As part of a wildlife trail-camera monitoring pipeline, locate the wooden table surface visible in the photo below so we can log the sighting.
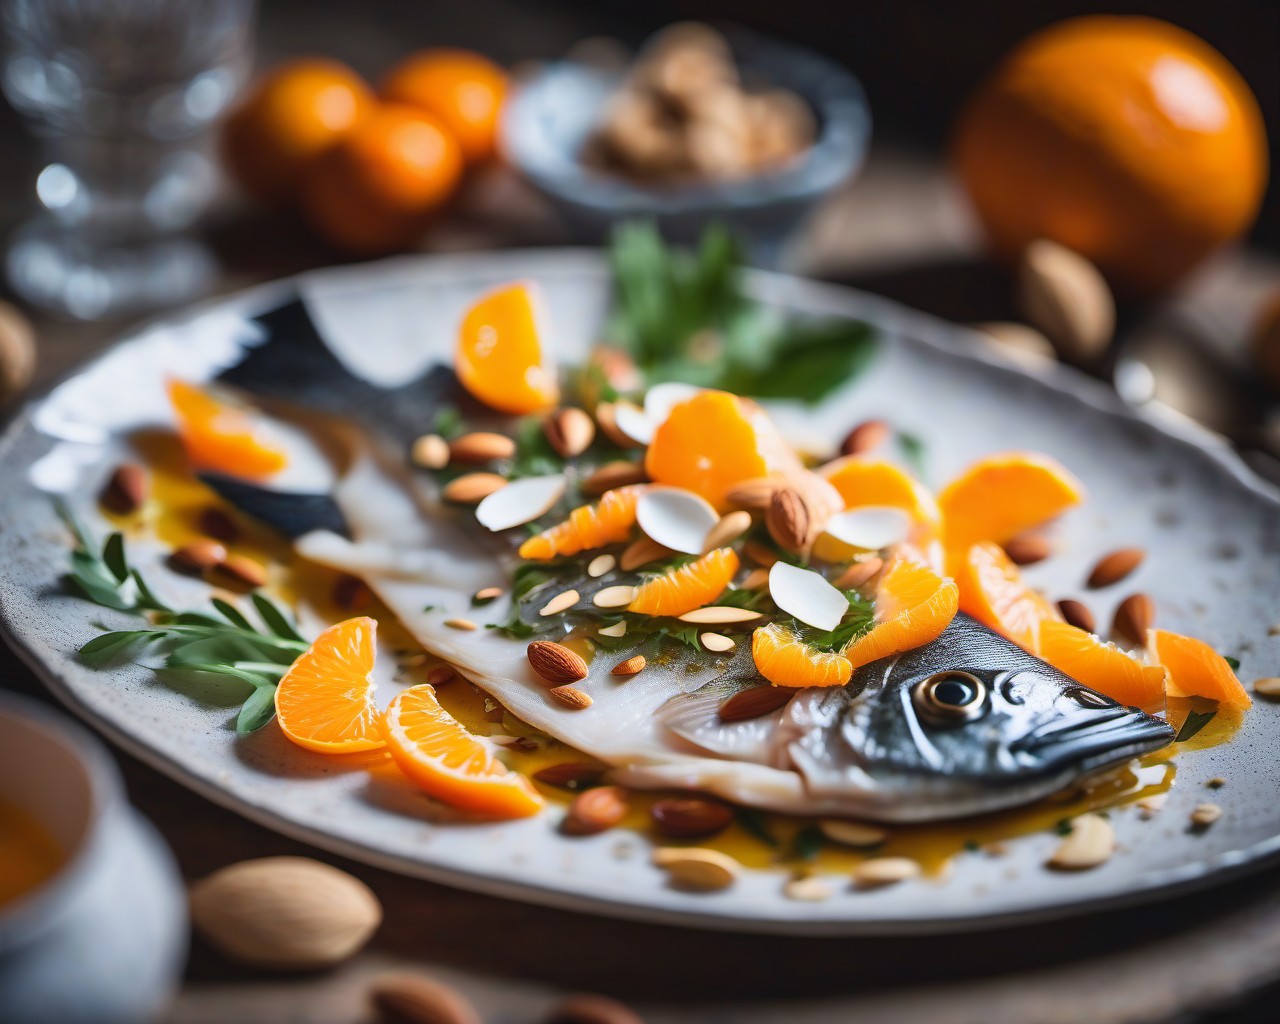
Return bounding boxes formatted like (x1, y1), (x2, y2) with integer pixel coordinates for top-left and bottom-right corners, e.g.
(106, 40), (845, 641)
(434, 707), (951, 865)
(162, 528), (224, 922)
(4, 135), (1280, 1023)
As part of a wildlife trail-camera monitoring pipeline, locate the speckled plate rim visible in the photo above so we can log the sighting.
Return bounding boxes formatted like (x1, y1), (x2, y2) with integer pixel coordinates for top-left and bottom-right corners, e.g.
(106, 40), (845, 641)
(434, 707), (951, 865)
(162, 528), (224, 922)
(3, 248), (1280, 937)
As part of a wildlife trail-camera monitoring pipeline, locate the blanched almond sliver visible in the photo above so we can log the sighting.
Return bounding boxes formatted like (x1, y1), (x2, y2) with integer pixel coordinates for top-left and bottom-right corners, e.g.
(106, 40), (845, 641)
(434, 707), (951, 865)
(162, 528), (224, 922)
(612, 401), (656, 445)
(636, 487), (720, 555)
(677, 606), (763, 624)
(644, 382), (703, 425)
(475, 474), (567, 532)
(823, 506), (912, 551)
(769, 561), (848, 632)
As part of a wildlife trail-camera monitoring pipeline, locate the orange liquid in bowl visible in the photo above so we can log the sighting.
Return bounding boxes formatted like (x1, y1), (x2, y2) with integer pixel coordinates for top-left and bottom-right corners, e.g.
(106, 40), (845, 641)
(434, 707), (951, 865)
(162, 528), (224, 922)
(0, 798), (63, 910)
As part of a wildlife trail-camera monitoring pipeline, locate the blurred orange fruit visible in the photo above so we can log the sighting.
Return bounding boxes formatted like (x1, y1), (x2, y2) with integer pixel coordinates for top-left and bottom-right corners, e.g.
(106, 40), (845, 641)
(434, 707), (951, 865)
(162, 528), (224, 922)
(299, 103), (463, 255)
(222, 58), (375, 205)
(955, 541), (1061, 652)
(645, 391), (801, 511)
(939, 451), (1084, 554)
(821, 457), (942, 527)
(1148, 628), (1251, 710)
(752, 621), (852, 689)
(167, 379), (287, 479)
(274, 617), (386, 754)
(844, 557), (959, 670)
(1038, 619), (1167, 711)
(381, 683), (544, 818)
(519, 484), (645, 561)
(455, 281), (560, 414)
(953, 16), (1268, 294)
(381, 48), (509, 164)
(628, 547), (739, 617)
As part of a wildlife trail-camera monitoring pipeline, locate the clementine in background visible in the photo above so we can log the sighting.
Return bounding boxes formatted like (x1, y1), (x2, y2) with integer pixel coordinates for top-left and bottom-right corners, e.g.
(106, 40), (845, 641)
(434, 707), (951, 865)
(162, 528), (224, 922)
(455, 282), (560, 414)
(953, 16), (1268, 294)
(299, 104), (463, 255)
(222, 59), (374, 204)
(381, 49), (509, 164)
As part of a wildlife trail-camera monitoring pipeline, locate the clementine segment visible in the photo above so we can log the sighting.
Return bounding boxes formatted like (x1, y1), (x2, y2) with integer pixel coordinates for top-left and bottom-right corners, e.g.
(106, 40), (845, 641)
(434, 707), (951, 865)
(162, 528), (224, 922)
(1147, 629), (1251, 710)
(645, 391), (801, 510)
(939, 451), (1084, 553)
(843, 557), (959, 670)
(822, 457), (942, 527)
(456, 282), (560, 414)
(518, 485), (645, 561)
(1038, 619), (1167, 712)
(752, 621), (852, 689)
(382, 684), (544, 818)
(956, 541), (1060, 652)
(628, 548), (739, 617)
(380, 49), (508, 164)
(274, 617), (386, 754)
(168, 380), (288, 479)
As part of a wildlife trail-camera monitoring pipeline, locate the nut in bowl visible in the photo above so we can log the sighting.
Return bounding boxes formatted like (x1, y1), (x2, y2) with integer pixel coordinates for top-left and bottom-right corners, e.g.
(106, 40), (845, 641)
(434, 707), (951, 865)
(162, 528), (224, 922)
(503, 24), (869, 249)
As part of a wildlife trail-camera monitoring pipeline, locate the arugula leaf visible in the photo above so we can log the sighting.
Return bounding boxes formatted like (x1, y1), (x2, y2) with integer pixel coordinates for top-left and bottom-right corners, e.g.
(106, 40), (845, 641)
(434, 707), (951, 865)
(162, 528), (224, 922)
(803, 592), (876, 652)
(1176, 709), (1217, 743)
(509, 415), (563, 479)
(718, 320), (876, 405)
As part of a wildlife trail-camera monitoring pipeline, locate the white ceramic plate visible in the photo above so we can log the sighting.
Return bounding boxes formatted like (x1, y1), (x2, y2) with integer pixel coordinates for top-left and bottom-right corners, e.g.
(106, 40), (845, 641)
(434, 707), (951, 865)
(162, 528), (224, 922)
(2, 250), (1279, 935)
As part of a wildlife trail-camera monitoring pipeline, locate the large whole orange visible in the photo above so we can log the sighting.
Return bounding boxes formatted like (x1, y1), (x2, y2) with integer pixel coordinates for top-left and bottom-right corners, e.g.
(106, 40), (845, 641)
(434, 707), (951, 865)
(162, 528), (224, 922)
(953, 17), (1268, 294)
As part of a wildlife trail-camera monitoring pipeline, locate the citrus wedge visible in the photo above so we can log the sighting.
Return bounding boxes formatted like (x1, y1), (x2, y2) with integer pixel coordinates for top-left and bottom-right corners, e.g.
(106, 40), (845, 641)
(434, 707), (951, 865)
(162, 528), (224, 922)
(843, 556), (959, 670)
(168, 379), (288, 479)
(752, 621), (852, 689)
(821, 457), (942, 528)
(456, 282), (559, 414)
(1038, 619), (1167, 712)
(518, 484), (644, 561)
(274, 616), (386, 753)
(1147, 629), (1251, 710)
(381, 684), (545, 818)
(629, 547), (739, 617)
(939, 451), (1084, 552)
(955, 541), (1060, 652)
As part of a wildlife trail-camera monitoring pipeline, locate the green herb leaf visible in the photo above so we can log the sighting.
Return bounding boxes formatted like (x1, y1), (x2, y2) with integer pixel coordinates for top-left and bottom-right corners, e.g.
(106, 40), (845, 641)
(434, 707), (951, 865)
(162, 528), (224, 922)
(1055, 819), (1074, 836)
(804, 592), (876, 652)
(236, 683), (278, 734)
(735, 806), (779, 848)
(1223, 655), (1241, 670)
(252, 594), (305, 643)
(719, 320), (876, 405)
(211, 598), (253, 631)
(1176, 708), (1217, 743)
(790, 823), (825, 862)
(433, 406), (463, 439)
(509, 415), (563, 479)
(102, 533), (128, 583)
(78, 630), (159, 667)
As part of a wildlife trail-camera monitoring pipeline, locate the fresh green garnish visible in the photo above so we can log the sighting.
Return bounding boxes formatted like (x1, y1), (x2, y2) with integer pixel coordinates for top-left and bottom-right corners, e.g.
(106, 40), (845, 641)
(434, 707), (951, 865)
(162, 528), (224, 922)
(790, 823), (825, 862)
(432, 405), (464, 439)
(896, 431), (927, 480)
(1223, 655), (1241, 671)
(508, 415), (563, 479)
(803, 592), (876, 653)
(1054, 819), (1074, 836)
(1175, 708), (1217, 743)
(735, 806), (780, 848)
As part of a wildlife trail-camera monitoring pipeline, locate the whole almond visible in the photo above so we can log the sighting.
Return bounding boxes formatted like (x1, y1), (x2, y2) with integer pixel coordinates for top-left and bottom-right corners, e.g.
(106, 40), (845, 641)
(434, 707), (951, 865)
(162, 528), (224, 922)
(1112, 593), (1155, 645)
(549, 685), (593, 710)
(652, 847), (738, 891)
(582, 460), (648, 496)
(0, 299), (35, 403)
(611, 655), (646, 677)
(533, 762), (606, 789)
(702, 510), (752, 553)
(766, 486), (813, 554)
(1255, 677), (1280, 700)
(719, 685), (792, 723)
(725, 476), (785, 511)
(972, 321), (1057, 368)
(650, 796), (733, 839)
(212, 554), (267, 591)
(448, 432), (516, 464)
(834, 557), (883, 590)
(545, 993), (645, 1024)
(100, 463), (147, 514)
(197, 505), (239, 542)
(334, 574), (373, 610)
(562, 785), (629, 835)
(190, 856), (381, 970)
(527, 641), (588, 685)
(620, 536), (672, 571)
(1004, 535), (1051, 566)
(426, 665), (457, 687)
(544, 407), (596, 458)
(442, 472), (507, 505)
(168, 539), (227, 576)
(1018, 239), (1115, 364)
(1057, 598), (1096, 633)
(368, 972), (481, 1024)
(840, 419), (890, 456)
(410, 433), (450, 470)
(1088, 547), (1145, 588)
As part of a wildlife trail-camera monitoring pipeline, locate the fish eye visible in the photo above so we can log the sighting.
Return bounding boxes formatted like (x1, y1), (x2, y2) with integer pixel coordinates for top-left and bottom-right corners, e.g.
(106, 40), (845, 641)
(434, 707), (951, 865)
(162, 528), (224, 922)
(913, 671), (987, 724)
(1068, 687), (1113, 709)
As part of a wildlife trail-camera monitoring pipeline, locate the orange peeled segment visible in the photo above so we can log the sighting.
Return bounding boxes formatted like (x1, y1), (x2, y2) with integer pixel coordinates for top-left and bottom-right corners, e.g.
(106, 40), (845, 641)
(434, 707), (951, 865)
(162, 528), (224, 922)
(955, 541), (1060, 652)
(821, 457), (942, 528)
(382, 684), (544, 818)
(168, 379), (288, 480)
(518, 484), (645, 561)
(1147, 629), (1251, 710)
(645, 390), (801, 510)
(628, 547), (739, 618)
(380, 49), (508, 165)
(843, 556), (960, 670)
(752, 621), (852, 689)
(1038, 619), (1167, 712)
(274, 617), (386, 754)
(456, 282), (559, 415)
(939, 451), (1084, 553)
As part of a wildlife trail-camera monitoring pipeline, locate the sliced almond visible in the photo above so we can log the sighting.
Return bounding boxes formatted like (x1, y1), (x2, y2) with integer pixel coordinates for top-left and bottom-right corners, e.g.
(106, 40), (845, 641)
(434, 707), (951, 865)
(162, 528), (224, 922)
(769, 561), (847, 631)
(972, 321), (1056, 368)
(582, 460), (648, 495)
(1112, 593), (1154, 645)
(473, 586), (503, 603)
(840, 419), (890, 457)
(527, 641), (589, 685)
(784, 875), (834, 902)
(543, 407), (596, 458)
(852, 857), (921, 889)
(1057, 598), (1096, 633)
(538, 589), (580, 616)
(677, 605), (762, 624)
(725, 476), (787, 511)
(612, 655), (646, 677)
(644, 381), (703, 424)
(1254, 677), (1280, 700)
(741, 567), (770, 590)
(742, 540), (780, 568)
(1047, 813), (1115, 870)
(598, 621), (628, 639)
(1087, 547), (1145, 588)
(612, 400), (656, 445)
(823, 506), (912, 551)
(442, 472), (507, 505)
(1190, 802), (1222, 827)
(652, 847), (738, 891)
(212, 555), (267, 591)
(549, 685), (593, 710)
(1004, 534), (1052, 565)
(834, 556), (883, 590)
(719, 685), (791, 722)
(593, 585), (638, 608)
(1136, 794), (1167, 819)
(448, 431), (516, 464)
(620, 536), (673, 571)
(474, 474), (566, 532)
(532, 762), (606, 789)
(443, 617), (477, 631)
(637, 487), (720, 554)
(368, 973), (481, 1024)
(820, 819), (888, 848)
(700, 632), (735, 652)
(410, 433), (450, 470)
(702, 510), (753, 553)
(587, 553), (617, 577)
(562, 785), (629, 835)
(595, 401), (643, 449)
